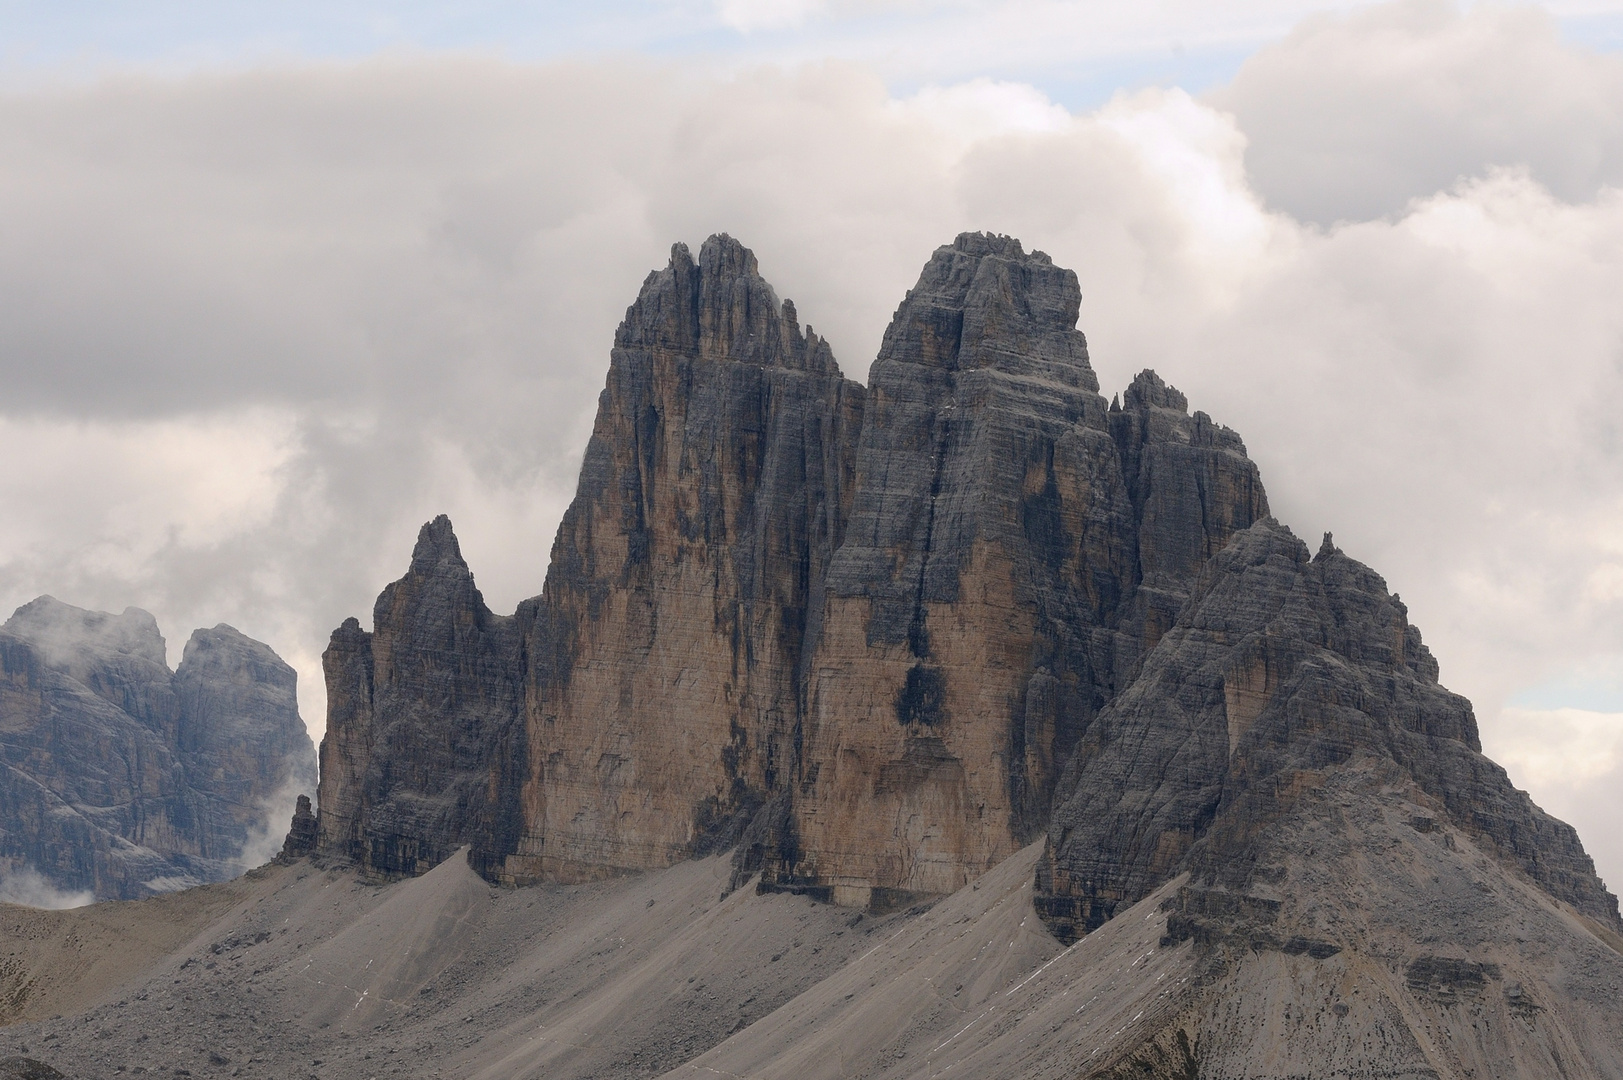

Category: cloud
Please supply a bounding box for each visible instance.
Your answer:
[1211,0,1623,223]
[0,5,1620,888]
[1495,707,1623,892]
[715,0,830,32]
[0,865,95,909]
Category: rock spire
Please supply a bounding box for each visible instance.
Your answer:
[307,232,1619,945]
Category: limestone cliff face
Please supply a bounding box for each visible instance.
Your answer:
[503,235,864,882]
[1035,522,1622,940]
[308,232,1617,942]
[0,597,315,901]
[313,234,1266,899]
[315,517,524,878]
[757,237,1267,906]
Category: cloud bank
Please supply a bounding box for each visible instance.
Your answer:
[1,2,1619,886]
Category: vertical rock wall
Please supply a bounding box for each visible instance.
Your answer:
[314,518,525,879]
[759,236,1267,905]
[502,236,864,882]
[312,233,1268,901]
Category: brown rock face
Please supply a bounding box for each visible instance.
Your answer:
[312,234,1267,901]
[760,237,1267,906]
[309,230,1615,944]
[502,235,864,882]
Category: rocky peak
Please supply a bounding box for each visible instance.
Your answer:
[407,513,465,572]
[1122,369,1187,412]
[614,233,835,373]
[876,231,1095,389]
[374,515,493,641]
[1038,518,1619,941]
[3,595,168,670]
[3,596,177,739]
[174,624,312,800]
[308,233,1614,950]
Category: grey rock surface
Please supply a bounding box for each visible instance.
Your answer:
[278,794,317,861]
[1037,520,1622,940]
[0,596,315,901]
[309,232,1615,966]
[772,238,1268,902]
[315,517,525,879]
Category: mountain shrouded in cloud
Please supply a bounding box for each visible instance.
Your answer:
[0,597,317,902]
[0,2,1619,892]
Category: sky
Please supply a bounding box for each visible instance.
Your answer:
[2,0,1622,890]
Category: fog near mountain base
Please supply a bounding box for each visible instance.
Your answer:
[0,2,1619,888]
[0,865,95,910]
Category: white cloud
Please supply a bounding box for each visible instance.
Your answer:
[0,864,94,909]
[716,0,829,32]
[0,5,1620,889]
[1494,707,1623,892]
[1211,0,1623,222]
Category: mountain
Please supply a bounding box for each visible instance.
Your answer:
[315,233,1272,903]
[312,232,1612,936]
[1,233,1619,1078]
[0,597,317,901]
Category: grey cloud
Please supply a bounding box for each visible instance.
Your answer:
[1210,0,1623,224]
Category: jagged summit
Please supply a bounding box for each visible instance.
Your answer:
[308,231,1618,951]
[879,230,1095,389]
[6,594,169,672]
[1037,517,1619,940]
[409,512,463,565]
[1124,367,1187,411]
[615,233,838,373]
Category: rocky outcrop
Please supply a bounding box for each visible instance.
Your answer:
[313,234,1266,898]
[314,518,524,878]
[759,237,1266,905]
[309,230,1616,947]
[498,236,865,883]
[1035,522,1622,940]
[278,794,317,861]
[0,597,315,901]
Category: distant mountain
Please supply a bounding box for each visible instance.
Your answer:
[0,597,316,902]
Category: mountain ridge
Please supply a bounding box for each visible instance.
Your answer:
[309,230,1618,944]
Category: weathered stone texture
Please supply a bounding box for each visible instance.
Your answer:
[314,517,524,879]
[763,237,1267,905]
[504,235,863,882]
[0,597,315,900]
[309,231,1616,941]
[1035,522,1622,940]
